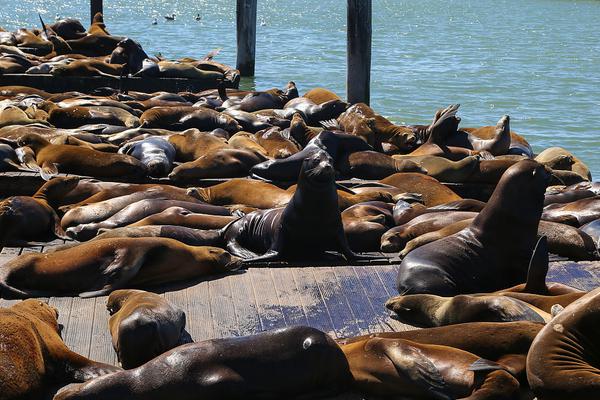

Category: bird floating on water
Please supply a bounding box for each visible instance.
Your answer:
[152,18,158,25]
[55,14,60,21]
[260,19,267,26]
[195,14,202,21]
[164,13,175,21]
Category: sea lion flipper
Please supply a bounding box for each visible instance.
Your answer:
[40,161,58,181]
[51,211,71,240]
[524,236,549,294]
[468,358,506,373]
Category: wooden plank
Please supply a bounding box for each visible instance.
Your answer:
[229,272,261,336]
[248,268,286,332]
[375,265,413,332]
[347,0,372,104]
[236,0,257,76]
[48,296,74,340]
[209,276,239,338]
[88,296,118,365]
[185,282,215,341]
[63,297,95,356]
[352,266,399,333]
[291,267,335,337]
[269,268,309,327]
[313,267,360,339]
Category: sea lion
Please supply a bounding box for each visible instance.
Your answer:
[342,201,395,252]
[93,225,223,247]
[66,34,124,57]
[288,112,323,147]
[168,148,267,181]
[66,199,232,241]
[379,173,463,207]
[581,218,600,249]
[127,207,236,230]
[227,131,269,156]
[51,135,119,153]
[223,150,370,261]
[0,176,78,245]
[396,160,549,296]
[187,179,292,209]
[342,337,520,399]
[119,136,176,177]
[222,109,273,132]
[254,126,301,159]
[88,12,109,35]
[386,292,551,327]
[340,150,426,179]
[49,18,86,40]
[542,195,600,226]
[0,142,21,171]
[337,102,418,152]
[168,129,228,161]
[390,198,485,226]
[50,60,124,78]
[0,300,120,400]
[395,218,473,256]
[527,287,600,399]
[48,104,139,128]
[157,61,223,82]
[139,106,241,133]
[535,146,591,181]
[0,238,241,298]
[302,87,342,104]
[544,187,596,206]
[0,105,51,128]
[109,38,148,75]
[220,81,298,112]
[53,326,352,400]
[107,289,186,369]
[278,97,347,126]
[17,133,146,179]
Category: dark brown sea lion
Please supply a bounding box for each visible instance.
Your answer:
[302,87,342,104]
[535,146,591,180]
[342,337,520,399]
[109,38,148,75]
[127,207,236,230]
[50,60,124,78]
[54,326,351,400]
[220,81,298,112]
[280,97,348,126]
[94,225,223,247]
[527,287,600,399]
[168,148,267,181]
[187,179,292,209]
[340,150,425,179]
[0,176,78,245]
[288,112,323,147]
[342,201,395,252]
[17,133,146,179]
[0,300,120,400]
[139,106,241,133]
[542,195,600,226]
[66,199,232,241]
[0,238,241,298]
[337,102,418,152]
[107,289,186,369]
[396,160,549,296]
[66,34,124,57]
[380,173,463,207]
[223,150,371,261]
[49,18,86,40]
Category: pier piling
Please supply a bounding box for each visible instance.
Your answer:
[236,0,257,77]
[90,0,103,24]
[347,0,372,105]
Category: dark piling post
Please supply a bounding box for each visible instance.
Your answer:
[90,0,103,24]
[347,0,372,105]
[236,0,257,77]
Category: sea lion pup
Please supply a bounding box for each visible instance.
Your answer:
[527,287,600,399]
[119,136,176,177]
[94,225,223,247]
[187,179,292,209]
[66,199,232,241]
[0,300,121,400]
[342,337,520,400]
[107,290,186,369]
[139,106,241,133]
[0,238,241,298]
[54,326,351,400]
[396,159,549,296]
[379,173,463,207]
[337,102,418,152]
[17,133,146,180]
[535,146,591,181]
[168,148,267,181]
[542,195,600,226]
[223,150,372,261]
[0,176,79,245]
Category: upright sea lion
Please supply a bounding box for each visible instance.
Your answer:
[139,106,241,133]
[342,337,520,399]
[380,173,463,207]
[223,150,370,261]
[109,38,148,74]
[396,160,549,295]
[107,289,186,369]
[0,177,79,245]
[119,136,176,177]
[54,326,352,400]
[0,300,120,400]
[0,238,241,298]
[527,287,600,399]
[17,133,146,179]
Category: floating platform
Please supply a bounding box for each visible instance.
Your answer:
[0,73,239,94]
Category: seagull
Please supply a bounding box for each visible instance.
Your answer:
[152,18,158,25]
[164,13,175,21]
[260,19,266,26]
[195,14,202,21]
[55,14,60,21]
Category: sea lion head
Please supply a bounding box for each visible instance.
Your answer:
[12,299,60,332]
[299,150,335,187]
[322,99,349,117]
[204,247,243,272]
[387,126,419,152]
[385,294,442,327]
[17,133,49,152]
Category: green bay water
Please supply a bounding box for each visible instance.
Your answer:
[2,0,599,178]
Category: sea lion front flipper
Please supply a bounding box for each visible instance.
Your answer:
[243,250,280,264]
[40,161,59,181]
[15,146,40,171]
[54,349,122,382]
[524,236,549,294]
[51,210,71,240]
[468,358,506,373]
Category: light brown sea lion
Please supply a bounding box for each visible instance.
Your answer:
[187,179,292,209]
[255,126,300,159]
[17,133,146,179]
[51,60,123,78]
[542,195,600,226]
[50,135,118,153]
[53,326,352,400]
[157,61,223,82]
[227,131,269,156]
[535,146,591,180]
[0,176,78,245]
[302,87,342,104]
[342,201,395,252]
[0,238,241,298]
[0,85,51,98]
[380,172,463,207]
[527,287,600,399]
[93,225,223,247]
[107,289,186,369]
[396,218,471,256]
[337,102,418,152]
[127,207,237,229]
[168,148,267,181]
[165,129,226,161]
[342,337,520,399]
[14,28,52,54]
[396,160,549,296]
[139,106,241,133]
[48,105,138,128]
[0,300,120,400]
[0,105,51,128]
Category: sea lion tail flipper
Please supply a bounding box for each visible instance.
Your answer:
[40,161,58,181]
[320,119,340,130]
[524,235,549,294]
